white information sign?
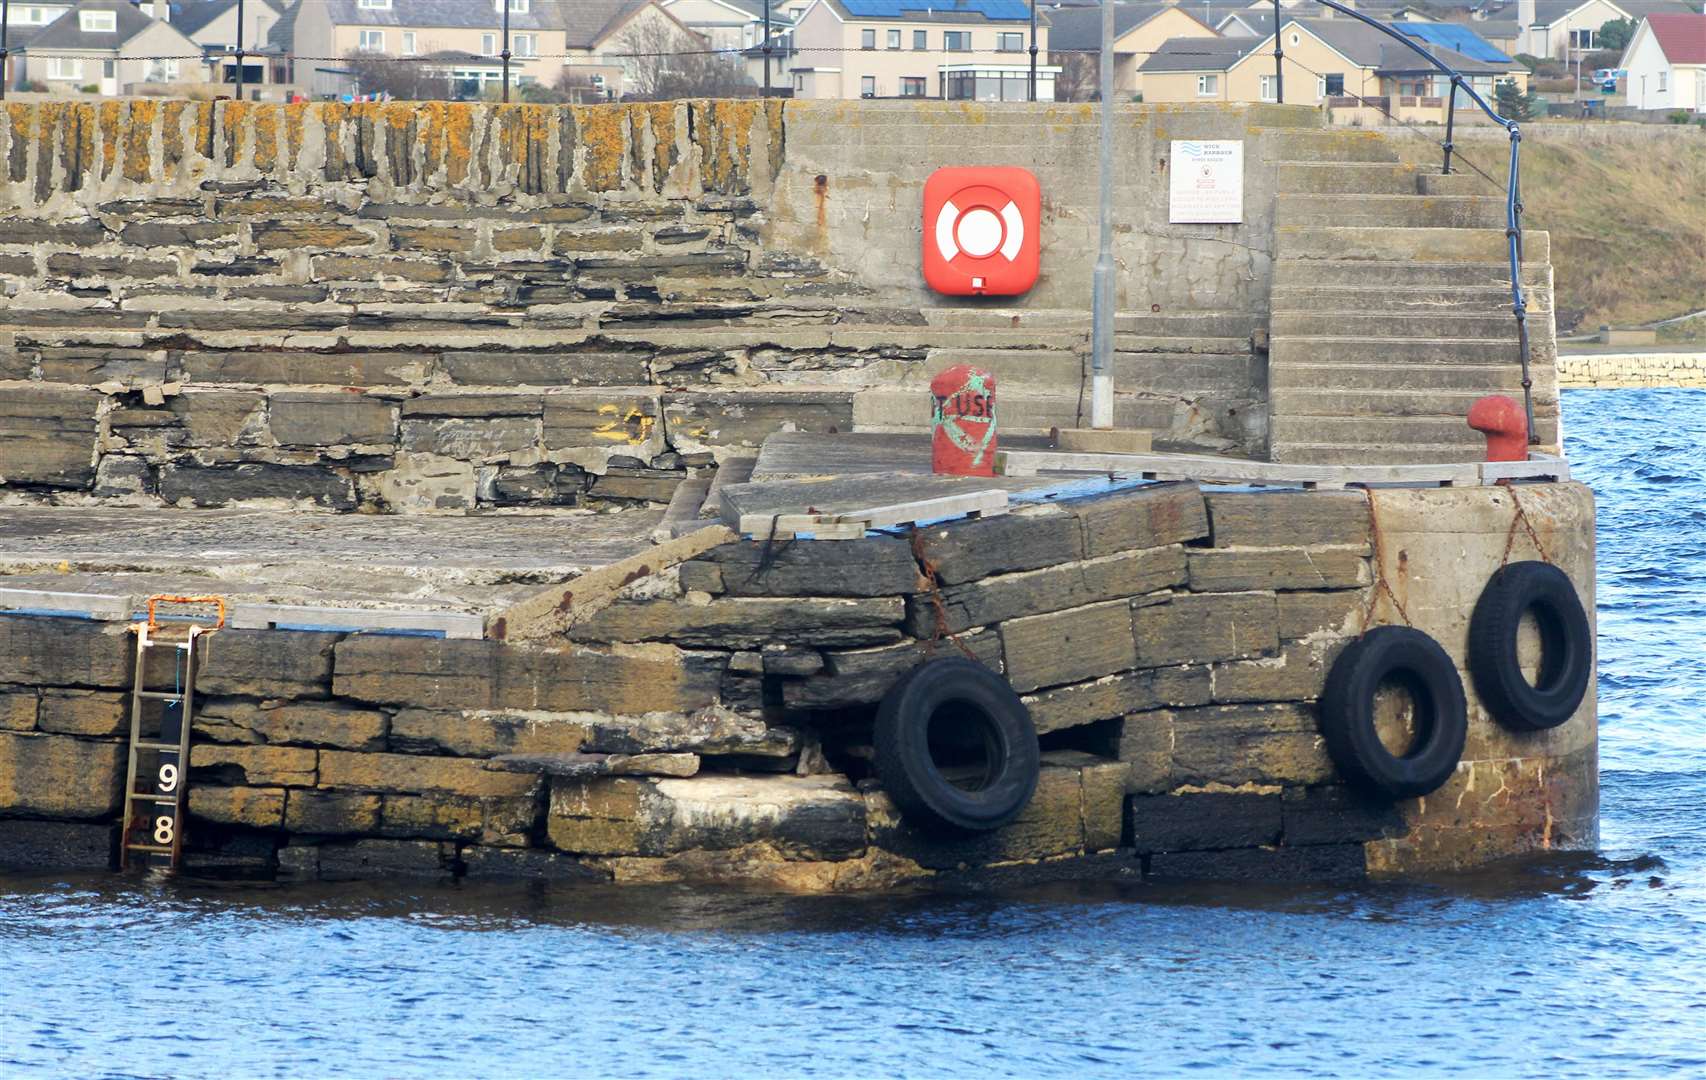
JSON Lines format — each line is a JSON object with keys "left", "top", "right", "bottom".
{"left": 1169, "top": 140, "right": 1244, "bottom": 224}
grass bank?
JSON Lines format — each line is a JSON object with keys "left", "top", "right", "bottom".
{"left": 1385, "top": 126, "right": 1706, "bottom": 333}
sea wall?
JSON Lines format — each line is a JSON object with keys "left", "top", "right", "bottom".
{"left": 1559, "top": 352, "right": 1706, "bottom": 388}
{"left": 0, "top": 99, "right": 1305, "bottom": 509}
{"left": 0, "top": 480, "right": 1597, "bottom": 887}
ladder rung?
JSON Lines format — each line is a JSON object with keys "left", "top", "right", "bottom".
{"left": 127, "top": 791, "right": 182, "bottom": 802}
{"left": 124, "top": 844, "right": 175, "bottom": 854}
{"left": 133, "top": 741, "right": 187, "bottom": 752}
{"left": 137, "top": 691, "right": 186, "bottom": 701}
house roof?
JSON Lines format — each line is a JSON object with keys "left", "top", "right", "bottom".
{"left": 169, "top": 0, "right": 274, "bottom": 38}
{"left": 819, "top": 0, "right": 1040, "bottom": 24}
{"left": 320, "top": 0, "right": 571, "bottom": 32}
{"left": 685, "top": 0, "right": 798, "bottom": 20}
{"left": 1451, "top": 17, "right": 1521, "bottom": 37}
{"left": 1528, "top": 0, "right": 1693, "bottom": 27}
{"left": 1644, "top": 12, "right": 1706, "bottom": 63}
{"left": 1047, "top": 3, "right": 1213, "bottom": 51}
{"left": 1137, "top": 33, "right": 1265, "bottom": 70}
{"left": 24, "top": 1, "right": 164, "bottom": 50}
{"left": 267, "top": 0, "right": 297, "bottom": 52}
{"left": 1392, "top": 20, "right": 1512, "bottom": 62}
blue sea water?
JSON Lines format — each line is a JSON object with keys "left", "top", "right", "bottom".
{"left": 2, "top": 387, "right": 1703, "bottom": 1079}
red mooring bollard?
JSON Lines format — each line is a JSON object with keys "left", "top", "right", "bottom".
{"left": 1467, "top": 394, "right": 1529, "bottom": 462}
{"left": 931, "top": 364, "right": 997, "bottom": 476}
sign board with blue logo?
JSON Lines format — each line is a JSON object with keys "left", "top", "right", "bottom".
{"left": 1168, "top": 140, "right": 1244, "bottom": 224}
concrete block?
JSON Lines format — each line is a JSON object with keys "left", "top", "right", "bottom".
{"left": 782, "top": 631, "right": 1003, "bottom": 711}
{"left": 0, "top": 690, "right": 36, "bottom": 732}
{"left": 1277, "top": 591, "right": 1363, "bottom": 641}
{"left": 389, "top": 709, "right": 588, "bottom": 757}
{"left": 1135, "top": 592, "right": 1279, "bottom": 667}
{"left": 196, "top": 701, "right": 386, "bottom": 751}
{"left": 269, "top": 392, "right": 399, "bottom": 447}
{"left": 569, "top": 596, "right": 903, "bottom": 650}
{"left": 1205, "top": 491, "right": 1372, "bottom": 550}
{"left": 1001, "top": 600, "right": 1137, "bottom": 693}
{"left": 908, "top": 546, "right": 1186, "bottom": 637}
{"left": 189, "top": 784, "right": 287, "bottom": 829}
{"left": 190, "top": 744, "right": 318, "bottom": 787}
{"left": 1211, "top": 640, "right": 1340, "bottom": 704}
{"left": 36, "top": 689, "right": 126, "bottom": 737}
{"left": 1126, "top": 792, "right": 1283, "bottom": 853}
{"left": 1063, "top": 482, "right": 1209, "bottom": 558}
{"left": 1187, "top": 548, "right": 1370, "bottom": 593}
{"left": 1023, "top": 666, "right": 1211, "bottom": 735}
{"left": 912, "top": 509, "right": 1084, "bottom": 586}
{"left": 158, "top": 463, "right": 358, "bottom": 511}
{"left": 0, "top": 387, "right": 100, "bottom": 488}
{"left": 1114, "top": 709, "right": 1174, "bottom": 795}
{"left": 317, "top": 751, "right": 540, "bottom": 798}
{"left": 1170, "top": 703, "right": 1333, "bottom": 787}
{"left": 1281, "top": 785, "right": 1406, "bottom": 845}
{"left": 868, "top": 755, "right": 1094, "bottom": 869}
{"left": 0, "top": 616, "right": 131, "bottom": 689}
{"left": 285, "top": 789, "right": 383, "bottom": 835}
{"left": 198, "top": 629, "right": 338, "bottom": 699}
{"left": 699, "top": 537, "right": 924, "bottom": 598}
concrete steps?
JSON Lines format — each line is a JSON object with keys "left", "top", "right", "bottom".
{"left": 1269, "top": 414, "right": 1560, "bottom": 457}
{"left": 1270, "top": 284, "right": 1550, "bottom": 315}
{"left": 1275, "top": 161, "right": 1426, "bottom": 195}
{"left": 1276, "top": 194, "right": 1507, "bottom": 230}
{"left": 1269, "top": 361, "right": 1549, "bottom": 392}
{"left": 1270, "top": 386, "right": 1561, "bottom": 419}
{"left": 1269, "top": 336, "right": 1555, "bottom": 367}
{"left": 1260, "top": 129, "right": 1400, "bottom": 162}
{"left": 1269, "top": 311, "right": 1530, "bottom": 339}
{"left": 1276, "top": 225, "right": 1548, "bottom": 264}
{"left": 1272, "top": 259, "right": 1550, "bottom": 290}
{"left": 1419, "top": 172, "right": 1501, "bottom": 197}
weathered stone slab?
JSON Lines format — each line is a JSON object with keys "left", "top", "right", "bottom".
{"left": 189, "top": 784, "right": 287, "bottom": 829}
{"left": 782, "top": 632, "right": 1003, "bottom": 710}
{"left": 1281, "top": 785, "right": 1407, "bottom": 845}
{"left": 158, "top": 462, "right": 358, "bottom": 510}
{"left": 1023, "top": 665, "right": 1211, "bottom": 735}
{"left": 542, "top": 390, "right": 663, "bottom": 454}
{"left": 1001, "top": 600, "right": 1137, "bottom": 693}
{"left": 460, "top": 845, "right": 607, "bottom": 882}
{"left": 172, "top": 392, "right": 268, "bottom": 447}
{"left": 285, "top": 789, "right": 382, "bottom": 834}
{"left": 269, "top": 392, "right": 399, "bottom": 447}
{"left": 663, "top": 391, "right": 854, "bottom": 451}
{"left": 309, "top": 839, "right": 455, "bottom": 880}
{"left": 37, "top": 689, "right": 126, "bottom": 737}
{"left": 486, "top": 752, "right": 700, "bottom": 779}
{"left": 441, "top": 350, "right": 648, "bottom": 387}
{"left": 1148, "top": 843, "right": 1366, "bottom": 881}
{"left": 912, "top": 509, "right": 1084, "bottom": 586}
{"left": 909, "top": 547, "right": 1186, "bottom": 636}
{"left": 317, "top": 750, "right": 540, "bottom": 798}
{"left": 570, "top": 596, "right": 903, "bottom": 649}
{"left": 379, "top": 793, "right": 536, "bottom": 845}
{"left": 1064, "top": 482, "right": 1209, "bottom": 557}
{"left": 389, "top": 709, "right": 588, "bottom": 757}
{"left": 334, "top": 636, "right": 722, "bottom": 715}
{"left": 1211, "top": 640, "right": 1339, "bottom": 704}
{"left": 589, "top": 467, "right": 682, "bottom": 502}
{"left": 693, "top": 537, "right": 924, "bottom": 598}
{"left": 1205, "top": 491, "right": 1372, "bottom": 550}
{"left": 0, "top": 387, "right": 100, "bottom": 488}
{"left": 0, "top": 732, "right": 123, "bottom": 818}
{"left": 400, "top": 418, "right": 541, "bottom": 458}
{"left": 0, "top": 690, "right": 37, "bottom": 731}
{"left": 0, "top": 616, "right": 130, "bottom": 688}
{"left": 1170, "top": 703, "right": 1333, "bottom": 786}
{"left": 1276, "top": 591, "right": 1363, "bottom": 641}
{"left": 548, "top": 773, "right": 866, "bottom": 860}
{"left": 198, "top": 630, "right": 338, "bottom": 699}
{"left": 1115, "top": 709, "right": 1174, "bottom": 794}
{"left": 0, "top": 819, "right": 114, "bottom": 870}
{"left": 580, "top": 707, "right": 797, "bottom": 758}
{"left": 1126, "top": 792, "right": 1283, "bottom": 853}
{"left": 1187, "top": 548, "right": 1370, "bottom": 593}
{"left": 174, "top": 351, "right": 435, "bottom": 387}
{"left": 195, "top": 700, "right": 386, "bottom": 750}
{"left": 190, "top": 744, "right": 318, "bottom": 787}
{"left": 1134, "top": 592, "right": 1279, "bottom": 667}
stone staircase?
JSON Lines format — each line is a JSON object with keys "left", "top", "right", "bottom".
{"left": 1267, "top": 141, "right": 1559, "bottom": 464}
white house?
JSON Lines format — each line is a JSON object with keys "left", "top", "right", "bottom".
{"left": 1620, "top": 12, "right": 1706, "bottom": 110}
{"left": 1515, "top": 0, "right": 1695, "bottom": 62}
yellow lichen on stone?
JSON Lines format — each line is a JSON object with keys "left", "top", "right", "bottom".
{"left": 6, "top": 102, "right": 32, "bottom": 144}
{"left": 70, "top": 102, "right": 95, "bottom": 184}
{"left": 193, "top": 101, "right": 216, "bottom": 160}
{"left": 763, "top": 97, "right": 784, "bottom": 178}
{"left": 445, "top": 103, "right": 473, "bottom": 186}
{"left": 161, "top": 100, "right": 186, "bottom": 176}
{"left": 284, "top": 101, "right": 307, "bottom": 171}
{"left": 704, "top": 99, "right": 759, "bottom": 191}
{"left": 123, "top": 99, "right": 156, "bottom": 183}
{"left": 576, "top": 104, "right": 626, "bottom": 192}
{"left": 252, "top": 103, "right": 280, "bottom": 174}
{"left": 222, "top": 100, "right": 248, "bottom": 168}
{"left": 418, "top": 100, "right": 447, "bottom": 181}
{"left": 320, "top": 102, "right": 347, "bottom": 177}
{"left": 97, "top": 100, "right": 121, "bottom": 179}
{"left": 647, "top": 102, "right": 676, "bottom": 190}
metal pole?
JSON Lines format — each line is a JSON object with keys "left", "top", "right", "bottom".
{"left": 1443, "top": 73, "right": 1458, "bottom": 174}
{"left": 501, "top": 0, "right": 511, "bottom": 103}
{"left": 234, "top": 0, "right": 245, "bottom": 101}
{"left": 1272, "top": 0, "right": 1282, "bottom": 103}
{"left": 1, "top": 0, "right": 10, "bottom": 103}
{"left": 763, "top": 0, "right": 772, "bottom": 97}
{"left": 1028, "top": 0, "right": 1037, "bottom": 102}
{"left": 1090, "top": 0, "right": 1114, "bottom": 429}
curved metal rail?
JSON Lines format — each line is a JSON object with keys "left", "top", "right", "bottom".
{"left": 1273, "top": 0, "right": 1537, "bottom": 444}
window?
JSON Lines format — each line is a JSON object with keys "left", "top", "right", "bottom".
{"left": 1569, "top": 28, "right": 1595, "bottom": 49}
{"left": 790, "top": 5, "right": 804, "bottom": 16}
{"left": 1658, "top": 70, "right": 1667, "bottom": 92}
{"left": 358, "top": 29, "right": 385, "bottom": 51}
{"left": 794, "top": 73, "right": 804, "bottom": 90}
{"left": 78, "top": 9, "right": 115, "bottom": 31}
{"left": 357, "top": 0, "right": 391, "bottom": 8}
{"left": 861, "top": 74, "right": 876, "bottom": 97}
{"left": 902, "top": 75, "right": 926, "bottom": 96}
{"left": 1196, "top": 73, "right": 1218, "bottom": 96}
{"left": 46, "top": 56, "right": 82, "bottom": 79}
{"left": 861, "top": 28, "right": 875, "bottom": 49}
{"left": 145, "top": 58, "right": 180, "bottom": 81}
{"left": 997, "top": 32, "right": 1023, "bottom": 51}
{"left": 1316, "top": 75, "right": 1326, "bottom": 100}
{"left": 944, "top": 69, "right": 1032, "bottom": 101}
{"left": 1259, "top": 74, "right": 1277, "bottom": 102}
{"left": 886, "top": 29, "right": 899, "bottom": 48}
{"left": 481, "top": 32, "right": 498, "bottom": 55}
{"left": 913, "top": 29, "right": 926, "bottom": 50}
{"left": 401, "top": 31, "right": 417, "bottom": 55}
{"left": 514, "top": 33, "right": 537, "bottom": 57}
{"left": 496, "top": 0, "right": 529, "bottom": 10}
{"left": 1323, "top": 73, "right": 1344, "bottom": 95}
{"left": 945, "top": 31, "right": 970, "bottom": 51}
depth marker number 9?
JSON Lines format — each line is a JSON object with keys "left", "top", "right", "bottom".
{"left": 158, "top": 763, "right": 179, "bottom": 794}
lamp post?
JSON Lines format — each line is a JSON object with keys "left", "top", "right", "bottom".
{"left": 500, "top": 0, "right": 511, "bottom": 102}
{"left": 1028, "top": 0, "right": 1037, "bottom": 102}
{"left": 1271, "top": 0, "right": 1283, "bottom": 103}
{"left": 763, "top": 0, "right": 772, "bottom": 96}
{"left": 1, "top": 0, "right": 10, "bottom": 103}
{"left": 234, "top": 0, "right": 245, "bottom": 101}
{"left": 1090, "top": 0, "right": 1114, "bottom": 429}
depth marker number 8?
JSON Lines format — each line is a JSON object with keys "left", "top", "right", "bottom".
{"left": 154, "top": 816, "right": 174, "bottom": 846}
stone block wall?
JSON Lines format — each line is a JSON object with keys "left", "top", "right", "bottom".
{"left": 0, "top": 99, "right": 1301, "bottom": 508}
{"left": 0, "top": 480, "right": 1598, "bottom": 887}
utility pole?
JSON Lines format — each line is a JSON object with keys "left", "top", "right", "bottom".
{"left": 763, "top": 0, "right": 771, "bottom": 97}
{"left": 1090, "top": 0, "right": 1114, "bottom": 429}
{"left": 500, "top": 0, "right": 512, "bottom": 103}
{"left": 1271, "top": 0, "right": 1283, "bottom": 103}
{"left": 234, "top": 0, "right": 245, "bottom": 101}
{"left": 1028, "top": 0, "right": 1037, "bottom": 102}
{"left": 1, "top": 0, "right": 10, "bottom": 103}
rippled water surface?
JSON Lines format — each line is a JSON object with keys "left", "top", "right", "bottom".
{"left": 3, "top": 388, "right": 1704, "bottom": 1079}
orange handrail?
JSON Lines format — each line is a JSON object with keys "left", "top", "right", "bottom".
{"left": 145, "top": 594, "right": 227, "bottom": 631}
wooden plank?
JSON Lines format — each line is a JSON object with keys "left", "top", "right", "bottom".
{"left": 736, "top": 515, "right": 868, "bottom": 541}
{"left": 699, "top": 453, "right": 757, "bottom": 518}
{"left": 997, "top": 449, "right": 1483, "bottom": 489}
{"left": 653, "top": 475, "right": 713, "bottom": 542}
{"left": 1480, "top": 454, "right": 1571, "bottom": 483}
{"left": 228, "top": 604, "right": 486, "bottom": 640}
{"left": 489, "top": 524, "right": 737, "bottom": 643}
{"left": 0, "top": 588, "right": 132, "bottom": 620}
{"left": 833, "top": 490, "right": 1010, "bottom": 528}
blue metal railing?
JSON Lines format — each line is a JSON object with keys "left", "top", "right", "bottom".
{"left": 1273, "top": 0, "right": 1537, "bottom": 445}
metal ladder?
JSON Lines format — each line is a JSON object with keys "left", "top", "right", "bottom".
{"left": 120, "top": 595, "right": 226, "bottom": 873}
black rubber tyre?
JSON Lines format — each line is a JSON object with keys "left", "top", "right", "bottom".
{"left": 1319, "top": 626, "right": 1468, "bottom": 800}
{"left": 1468, "top": 561, "right": 1593, "bottom": 732}
{"left": 873, "top": 657, "right": 1040, "bottom": 834}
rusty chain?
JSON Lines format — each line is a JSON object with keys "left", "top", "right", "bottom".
{"left": 909, "top": 528, "right": 978, "bottom": 662}
{"left": 1359, "top": 488, "right": 1414, "bottom": 633}
{"left": 1499, "top": 484, "right": 1555, "bottom": 568}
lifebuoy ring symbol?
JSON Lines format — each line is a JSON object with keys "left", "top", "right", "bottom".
{"left": 933, "top": 192, "right": 1026, "bottom": 266}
